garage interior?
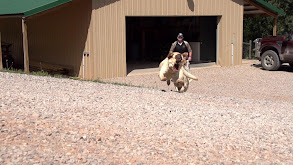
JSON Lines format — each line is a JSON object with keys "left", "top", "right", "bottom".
{"left": 126, "top": 16, "right": 218, "bottom": 74}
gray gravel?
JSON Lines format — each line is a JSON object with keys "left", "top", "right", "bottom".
{"left": 1, "top": 60, "right": 293, "bottom": 164}
{"left": 106, "top": 60, "right": 293, "bottom": 102}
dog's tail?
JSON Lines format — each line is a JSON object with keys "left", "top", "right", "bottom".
{"left": 183, "top": 69, "right": 198, "bottom": 81}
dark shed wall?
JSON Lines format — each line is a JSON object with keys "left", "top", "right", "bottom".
{"left": 0, "top": 18, "right": 23, "bottom": 67}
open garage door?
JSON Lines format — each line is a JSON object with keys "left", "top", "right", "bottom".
{"left": 126, "top": 16, "right": 218, "bottom": 74}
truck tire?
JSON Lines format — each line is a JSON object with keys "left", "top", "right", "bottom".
{"left": 261, "top": 50, "right": 281, "bottom": 71}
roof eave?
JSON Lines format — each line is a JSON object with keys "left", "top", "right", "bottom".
{"left": 0, "top": 14, "right": 24, "bottom": 18}
{"left": 23, "top": 0, "right": 72, "bottom": 18}
{"left": 253, "top": 0, "right": 286, "bottom": 16}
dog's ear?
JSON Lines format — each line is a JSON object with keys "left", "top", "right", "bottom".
{"left": 182, "top": 52, "right": 188, "bottom": 59}
{"left": 168, "top": 52, "right": 173, "bottom": 59}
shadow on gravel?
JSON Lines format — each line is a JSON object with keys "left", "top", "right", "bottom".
{"left": 251, "top": 64, "right": 293, "bottom": 73}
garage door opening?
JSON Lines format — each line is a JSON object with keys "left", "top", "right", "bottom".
{"left": 126, "top": 16, "right": 219, "bottom": 74}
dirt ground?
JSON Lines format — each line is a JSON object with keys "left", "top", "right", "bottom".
{"left": 0, "top": 60, "right": 293, "bottom": 164}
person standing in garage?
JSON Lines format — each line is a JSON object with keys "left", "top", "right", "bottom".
{"left": 169, "top": 33, "right": 192, "bottom": 71}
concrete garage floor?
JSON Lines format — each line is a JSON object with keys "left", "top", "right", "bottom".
{"left": 106, "top": 60, "right": 293, "bottom": 102}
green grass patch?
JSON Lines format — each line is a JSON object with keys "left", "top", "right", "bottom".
{"left": 0, "top": 69, "right": 26, "bottom": 74}
{"left": 53, "top": 74, "right": 64, "bottom": 78}
{"left": 30, "top": 71, "right": 50, "bottom": 77}
{"left": 69, "top": 77, "right": 80, "bottom": 80}
{"left": 0, "top": 68, "right": 66, "bottom": 78}
{"left": 90, "top": 79, "right": 145, "bottom": 88}
{"left": 110, "top": 82, "right": 144, "bottom": 88}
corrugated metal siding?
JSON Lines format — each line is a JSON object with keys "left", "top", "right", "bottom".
{"left": 27, "top": 0, "right": 92, "bottom": 77}
{"left": 0, "top": 18, "right": 23, "bottom": 66}
{"left": 1, "top": 0, "right": 244, "bottom": 79}
{"left": 88, "top": 0, "right": 244, "bottom": 79}
{"left": 0, "top": 0, "right": 92, "bottom": 76}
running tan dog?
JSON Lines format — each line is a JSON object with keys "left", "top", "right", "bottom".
{"left": 159, "top": 52, "right": 198, "bottom": 92}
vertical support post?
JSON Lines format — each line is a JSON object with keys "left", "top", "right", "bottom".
{"left": 249, "top": 40, "right": 252, "bottom": 59}
{"left": 22, "top": 18, "right": 29, "bottom": 73}
{"left": 273, "top": 17, "right": 278, "bottom": 36}
{"left": 83, "top": 53, "right": 85, "bottom": 79}
{"left": 0, "top": 32, "right": 3, "bottom": 70}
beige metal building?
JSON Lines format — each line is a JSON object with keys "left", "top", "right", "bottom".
{"left": 0, "top": 0, "right": 285, "bottom": 79}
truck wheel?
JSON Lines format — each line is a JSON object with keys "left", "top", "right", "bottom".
{"left": 261, "top": 50, "right": 281, "bottom": 71}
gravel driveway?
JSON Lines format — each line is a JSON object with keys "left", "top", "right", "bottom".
{"left": 1, "top": 60, "right": 293, "bottom": 164}
{"left": 105, "top": 60, "right": 293, "bottom": 102}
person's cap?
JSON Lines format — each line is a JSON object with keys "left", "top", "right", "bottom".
{"left": 177, "top": 33, "right": 184, "bottom": 38}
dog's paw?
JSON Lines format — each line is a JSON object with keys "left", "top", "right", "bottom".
{"left": 167, "top": 80, "right": 170, "bottom": 86}
{"left": 159, "top": 76, "right": 167, "bottom": 81}
{"left": 176, "top": 79, "right": 184, "bottom": 84}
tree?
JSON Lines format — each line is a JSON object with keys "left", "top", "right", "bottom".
{"left": 243, "top": 0, "right": 293, "bottom": 41}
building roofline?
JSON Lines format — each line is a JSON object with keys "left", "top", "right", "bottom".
{"left": 0, "top": 0, "right": 72, "bottom": 18}
{"left": 251, "top": 0, "right": 286, "bottom": 16}
{"left": 24, "top": 0, "right": 72, "bottom": 17}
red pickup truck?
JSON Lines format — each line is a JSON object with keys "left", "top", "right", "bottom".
{"left": 254, "top": 32, "right": 293, "bottom": 70}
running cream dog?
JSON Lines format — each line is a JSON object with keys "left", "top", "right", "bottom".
{"left": 159, "top": 52, "right": 198, "bottom": 92}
